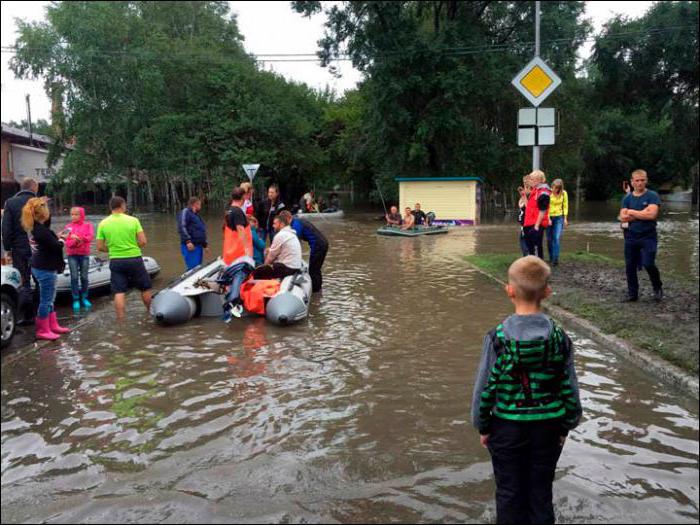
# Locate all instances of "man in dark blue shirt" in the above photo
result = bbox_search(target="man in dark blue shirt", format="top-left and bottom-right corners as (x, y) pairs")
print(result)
(177, 197), (209, 270)
(620, 169), (663, 302)
(290, 217), (329, 293)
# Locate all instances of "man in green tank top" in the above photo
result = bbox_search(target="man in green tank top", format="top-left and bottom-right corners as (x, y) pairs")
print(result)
(471, 256), (582, 524)
(96, 196), (152, 319)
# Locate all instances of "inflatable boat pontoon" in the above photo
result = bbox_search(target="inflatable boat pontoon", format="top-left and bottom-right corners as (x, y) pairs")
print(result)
(376, 225), (448, 237)
(151, 258), (312, 326)
(297, 209), (344, 220)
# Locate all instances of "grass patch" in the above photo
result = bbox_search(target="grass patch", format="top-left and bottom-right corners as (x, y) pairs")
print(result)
(465, 252), (698, 374)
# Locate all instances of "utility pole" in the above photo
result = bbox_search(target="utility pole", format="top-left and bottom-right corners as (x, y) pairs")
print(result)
(25, 94), (33, 147)
(532, 0), (541, 172)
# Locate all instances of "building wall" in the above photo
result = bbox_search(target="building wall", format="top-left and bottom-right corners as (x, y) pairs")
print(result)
(1, 137), (13, 182)
(10, 143), (64, 184)
(399, 180), (477, 222)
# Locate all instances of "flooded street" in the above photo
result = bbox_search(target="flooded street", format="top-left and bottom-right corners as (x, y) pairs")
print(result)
(2, 205), (698, 523)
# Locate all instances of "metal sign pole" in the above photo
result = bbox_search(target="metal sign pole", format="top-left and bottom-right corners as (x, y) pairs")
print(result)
(532, 0), (541, 172)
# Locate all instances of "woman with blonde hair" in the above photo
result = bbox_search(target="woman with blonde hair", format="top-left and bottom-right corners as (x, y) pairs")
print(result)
(547, 178), (568, 266)
(21, 197), (71, 340)
(240, 181), (255, 216)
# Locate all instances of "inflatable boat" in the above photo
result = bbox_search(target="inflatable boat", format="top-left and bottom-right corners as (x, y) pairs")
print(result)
(150, 257), (312, 326)
(297, 209), (344, 220)
(34, 256), (161, 295)
(376, 225), (448, 237)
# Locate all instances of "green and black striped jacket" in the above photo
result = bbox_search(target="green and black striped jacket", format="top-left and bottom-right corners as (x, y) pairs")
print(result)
(477, 322), (580, 432)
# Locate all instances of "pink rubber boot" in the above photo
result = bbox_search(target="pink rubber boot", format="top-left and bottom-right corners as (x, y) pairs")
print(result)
(36, 317), (60, 341)
(48, 312), (71, 334)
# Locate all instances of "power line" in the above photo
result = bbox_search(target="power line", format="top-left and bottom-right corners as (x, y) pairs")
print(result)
(0, 25), (696, 63)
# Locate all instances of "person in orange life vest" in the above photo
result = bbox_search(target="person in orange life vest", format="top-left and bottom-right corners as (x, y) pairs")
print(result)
(522, 170), (551, 259)
(223, 187), (253, 265)
(240, 182), (255, 217)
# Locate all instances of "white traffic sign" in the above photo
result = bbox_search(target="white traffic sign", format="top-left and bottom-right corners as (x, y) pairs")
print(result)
(512, 57), (561, 107)
(241, 163), (260, 181)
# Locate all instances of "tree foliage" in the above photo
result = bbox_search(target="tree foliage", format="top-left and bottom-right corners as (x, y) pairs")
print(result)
(8, 1), (699, 209)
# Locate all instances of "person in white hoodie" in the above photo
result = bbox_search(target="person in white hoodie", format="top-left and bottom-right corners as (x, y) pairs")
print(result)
(252, 210), (302, 280)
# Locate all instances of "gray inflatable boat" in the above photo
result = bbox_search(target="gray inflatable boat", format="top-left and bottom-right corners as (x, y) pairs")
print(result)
(151, 257), (312, 326)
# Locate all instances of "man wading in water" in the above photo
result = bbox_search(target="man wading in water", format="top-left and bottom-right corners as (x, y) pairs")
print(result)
(619, 169), (663, 302)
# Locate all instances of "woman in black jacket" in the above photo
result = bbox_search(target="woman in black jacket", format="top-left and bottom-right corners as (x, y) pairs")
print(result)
(21, 197), (71, 340)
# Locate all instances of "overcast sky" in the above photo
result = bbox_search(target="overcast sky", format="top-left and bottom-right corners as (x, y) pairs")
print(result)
(1, 1), (654, 124)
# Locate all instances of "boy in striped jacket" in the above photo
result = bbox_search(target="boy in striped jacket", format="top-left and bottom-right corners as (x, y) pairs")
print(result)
(471, 256), (582, 524)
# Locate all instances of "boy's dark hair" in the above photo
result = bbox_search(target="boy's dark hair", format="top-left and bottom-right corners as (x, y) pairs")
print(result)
(230, 187), (245, 201)
(268, 183), (280, 193)
(110, 196), (126, 210)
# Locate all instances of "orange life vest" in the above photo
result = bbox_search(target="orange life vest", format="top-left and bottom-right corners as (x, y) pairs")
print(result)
(240, 279), (281, 315)
(222, 222), (253, 265)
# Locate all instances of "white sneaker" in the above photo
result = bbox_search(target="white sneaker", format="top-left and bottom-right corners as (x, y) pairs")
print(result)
(232, 304), (243, 318)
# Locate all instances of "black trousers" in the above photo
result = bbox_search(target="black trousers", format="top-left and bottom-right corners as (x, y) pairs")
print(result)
(309, 243), (328, 293)
(12, 250), (37, 322)
(624, 234), (662, 297)
(252, 263), (299, 280)
(488, 418), (564, 525)
(523, 226), (546, 259)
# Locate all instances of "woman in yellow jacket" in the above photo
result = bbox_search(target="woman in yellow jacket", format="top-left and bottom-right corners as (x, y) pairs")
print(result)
(547, 179), (568, 266)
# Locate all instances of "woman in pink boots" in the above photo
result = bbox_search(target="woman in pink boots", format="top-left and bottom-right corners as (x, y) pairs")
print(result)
(64, 206), (94, 311)
(21, 197), (71, 341)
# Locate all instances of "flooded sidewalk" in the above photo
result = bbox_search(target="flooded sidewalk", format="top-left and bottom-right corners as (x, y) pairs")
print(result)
(2, 212), (698, 523)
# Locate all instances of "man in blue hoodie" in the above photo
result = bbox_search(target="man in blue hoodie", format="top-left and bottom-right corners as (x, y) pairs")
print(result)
(177, 197), (209, 270)
(290, 216), (329, 293)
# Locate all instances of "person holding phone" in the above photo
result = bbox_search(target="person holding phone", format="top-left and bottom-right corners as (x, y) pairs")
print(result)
(20, 197), (71, 340)
(64, 207), (95, 311)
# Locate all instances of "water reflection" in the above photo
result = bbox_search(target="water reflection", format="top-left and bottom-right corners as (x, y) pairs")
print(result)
(1, 213), (697, 523)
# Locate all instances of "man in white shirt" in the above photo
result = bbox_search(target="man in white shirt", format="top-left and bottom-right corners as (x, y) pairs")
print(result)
(252, 210), (302, 280)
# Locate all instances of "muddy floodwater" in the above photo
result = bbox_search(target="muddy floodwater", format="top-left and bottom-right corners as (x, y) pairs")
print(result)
(2, 203), (698, 523)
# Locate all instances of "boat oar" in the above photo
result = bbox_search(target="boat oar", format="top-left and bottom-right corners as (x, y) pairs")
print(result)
(375, 178), (389, 217)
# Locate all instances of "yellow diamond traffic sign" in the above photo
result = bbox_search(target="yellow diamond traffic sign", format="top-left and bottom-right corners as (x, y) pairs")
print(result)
(512, 57), (561, 106)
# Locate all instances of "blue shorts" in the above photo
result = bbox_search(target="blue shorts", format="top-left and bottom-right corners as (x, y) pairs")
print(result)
(109, 257), (152, 294)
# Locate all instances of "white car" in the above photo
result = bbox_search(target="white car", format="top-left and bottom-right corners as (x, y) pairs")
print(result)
(1, 265), (21, 348)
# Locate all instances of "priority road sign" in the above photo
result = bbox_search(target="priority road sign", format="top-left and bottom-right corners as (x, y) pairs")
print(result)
(512, 57), (561, 107)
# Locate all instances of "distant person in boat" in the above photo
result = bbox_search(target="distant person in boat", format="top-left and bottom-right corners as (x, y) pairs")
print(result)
(21, 197), (71, 340)
(386, 205), (402, 226)
(291, 214), (329, 293)
(471, 256), (581, 525)
(64, 206), (95, 311)
(328, 192), (340, 211)
(223, 187), (253, 266)
(547, 179), (568, 267)
(401, 207), (415, 230)
(177, 197), (209, 271)
(299, 191), (316, 213)
(523, 170), (551, 259)
(412, 203), (427, 226)
(96, 196), (152, 319)
(248, 215), (266, 266)
(240, 182), (255, 217)
(256, 183), (286, 242)
(252, 210), (302, 280)
(619, 169), (663, 303)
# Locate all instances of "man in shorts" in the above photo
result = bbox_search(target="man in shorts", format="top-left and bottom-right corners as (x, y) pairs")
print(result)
(96, 196), (152, 319)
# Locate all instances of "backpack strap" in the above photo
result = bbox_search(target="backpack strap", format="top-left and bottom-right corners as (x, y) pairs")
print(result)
(491, 324), (506, 356)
